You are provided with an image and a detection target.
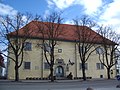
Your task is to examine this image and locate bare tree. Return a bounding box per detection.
[97,25,120,79]
[34,12,65,82]
[0,53,5,68]
[0,12,33,81]
[73,16,98,80]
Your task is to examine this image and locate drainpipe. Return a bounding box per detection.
[41,42,44,78]
[75,41,77,77]
[6,44,10,79]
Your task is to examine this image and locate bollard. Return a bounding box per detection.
[116,75,120,88]
[86,87,94,90]
[116,85,120,88]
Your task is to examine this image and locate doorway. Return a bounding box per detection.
[55,66,64,77]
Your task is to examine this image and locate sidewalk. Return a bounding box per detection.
[0,79,81,83]
[0,78,117,83]
[23,79,82,83]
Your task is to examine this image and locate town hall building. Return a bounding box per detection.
[7,21,117,80]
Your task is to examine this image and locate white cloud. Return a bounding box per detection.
[0,3,17,16]
[75,0,103,15]
[47,0,75,10]
[64,20,74,25]
[44,10,50,18]
[22,15,28,22]
[100,0,120,21]
[99,0,120,33]
[47,0,103,15]
[47,0,54,9]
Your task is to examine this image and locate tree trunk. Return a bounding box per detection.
[15,56,19,81]
[107,68,111,79]
[82,62,86,81]
[15,64,19,81]
[50,67,54,82]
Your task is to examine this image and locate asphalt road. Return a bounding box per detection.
[0,79,120,90]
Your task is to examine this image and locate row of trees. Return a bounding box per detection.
[0,12,119,82]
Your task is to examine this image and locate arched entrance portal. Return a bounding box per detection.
[55,66,64,77]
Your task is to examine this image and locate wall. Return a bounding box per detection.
[7,39,117,79]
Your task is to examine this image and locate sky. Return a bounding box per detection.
[0,0,120,32]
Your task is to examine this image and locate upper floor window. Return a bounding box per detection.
[96,63,104,70]
[79,63,88,70]
[43,43,51,53]
[24,42,32,51]
[24,62,31,69]
[96,47,104,54]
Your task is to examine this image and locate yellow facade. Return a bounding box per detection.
[7,39,116,80]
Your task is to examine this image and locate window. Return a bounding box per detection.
[96,63,104,70]
[44,62,50,69]
[56,59,64,64]
[0,68,2,74]
[96,47,104,54]
[24,42,32,51]
[116,69,119,74]
[58,49,62,53]
[24,62,31,69]
[66,64,69,71]
[43,43,51,53]
[79,63,88,70]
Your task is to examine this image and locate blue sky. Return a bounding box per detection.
[0,0,120,32]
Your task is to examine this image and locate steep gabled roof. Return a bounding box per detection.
[9,20,116,45]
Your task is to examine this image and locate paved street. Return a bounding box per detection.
[0,79,120,90]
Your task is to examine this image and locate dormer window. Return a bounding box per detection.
[24,42,32,51]
[96,47,104,54]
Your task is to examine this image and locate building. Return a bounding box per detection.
[0,54,5,77]
[116,49,120,75]
[7,21,117,80]
[0,66,3,77]
[117,59,120,75]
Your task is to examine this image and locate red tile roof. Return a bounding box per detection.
[9,20,116,45]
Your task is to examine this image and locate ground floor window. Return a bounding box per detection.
[44,62,50,69]
[66,64,69,71]
[24,62,31,69]
[79,63,88,70]
[96,63,104,70]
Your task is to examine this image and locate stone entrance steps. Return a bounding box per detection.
[55,77,67,80]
